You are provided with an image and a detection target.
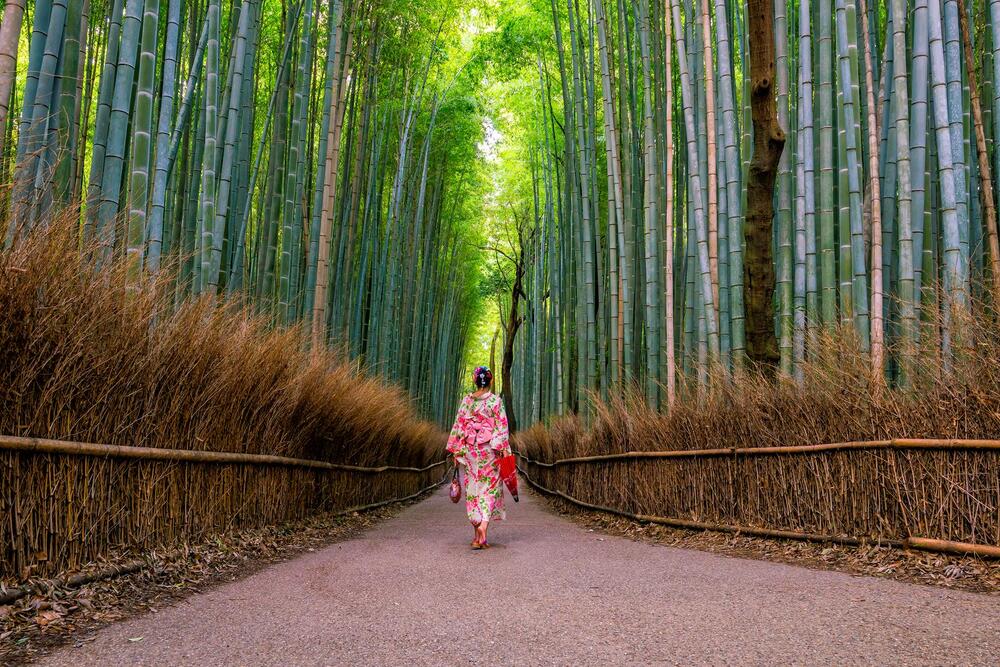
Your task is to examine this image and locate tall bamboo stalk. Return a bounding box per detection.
[0,0,25,163]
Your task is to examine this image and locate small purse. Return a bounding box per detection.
[449,467,462,503]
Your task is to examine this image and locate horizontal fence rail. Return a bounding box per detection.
[0,435,448,473]
[517,438,1000,559]
[519,438,1000,467]
[2,435,447,577]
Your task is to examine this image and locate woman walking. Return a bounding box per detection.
[446,366,511,549]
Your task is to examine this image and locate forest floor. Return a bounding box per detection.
[0,494,435,665]
[28,487,1000,666]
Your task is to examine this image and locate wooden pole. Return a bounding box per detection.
[518,438,1000,466]
[0,435,447,472]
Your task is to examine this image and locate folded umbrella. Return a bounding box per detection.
[498,454,519,502]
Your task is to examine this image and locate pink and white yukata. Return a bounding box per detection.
[446,392,511,524]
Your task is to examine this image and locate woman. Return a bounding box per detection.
[446,365,511,550]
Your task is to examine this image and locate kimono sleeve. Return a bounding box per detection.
[490,397,511,456]
[446,398,469,456]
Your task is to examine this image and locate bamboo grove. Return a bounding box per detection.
[3,0,1000,432]
[487,0,1000,423]
[0,0,490,426]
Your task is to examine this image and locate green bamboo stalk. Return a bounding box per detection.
[672,0,719,358]
[637,0,660,403]
[195,0,220,294]
[817,0,836,327]
[207,0,252,294]
[8,0,67,240]
[0,0,25,163]
[794,0,815,380]
[775,0,793,374]
[82,0,122,245]
[145,0,185,275]
[53,0,83,205]
[835,0,870,349]
[927,0,968,328]
[94,0,143,264]
[125,0,161,282]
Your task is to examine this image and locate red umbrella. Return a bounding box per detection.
[498,455,519,502]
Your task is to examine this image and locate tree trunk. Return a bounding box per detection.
[501,257,525,435]
[744,0,785,369]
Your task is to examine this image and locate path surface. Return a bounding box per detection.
[45,489,1000,666]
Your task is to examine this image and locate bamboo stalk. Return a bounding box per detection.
[954,0,1000,303]
[0,0,25,163]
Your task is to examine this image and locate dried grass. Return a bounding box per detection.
[0,217,445,578]
[517,312,1000,548]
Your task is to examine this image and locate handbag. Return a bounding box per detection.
[449,466,462,503]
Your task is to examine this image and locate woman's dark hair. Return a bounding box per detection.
[473,366,493,389]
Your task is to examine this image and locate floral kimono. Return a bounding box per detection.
[446,392,511,524]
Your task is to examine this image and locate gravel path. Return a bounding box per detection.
[44,488,1000,666]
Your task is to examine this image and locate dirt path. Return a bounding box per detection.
[43,488,1000,665]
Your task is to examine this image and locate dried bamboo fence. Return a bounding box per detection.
[518,439,1000,558]
[1,436,446,577]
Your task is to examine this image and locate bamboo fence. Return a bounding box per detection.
[1,436,446,577]
[518,439,1000,557]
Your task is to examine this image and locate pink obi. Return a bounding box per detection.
[464,422,493,449]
